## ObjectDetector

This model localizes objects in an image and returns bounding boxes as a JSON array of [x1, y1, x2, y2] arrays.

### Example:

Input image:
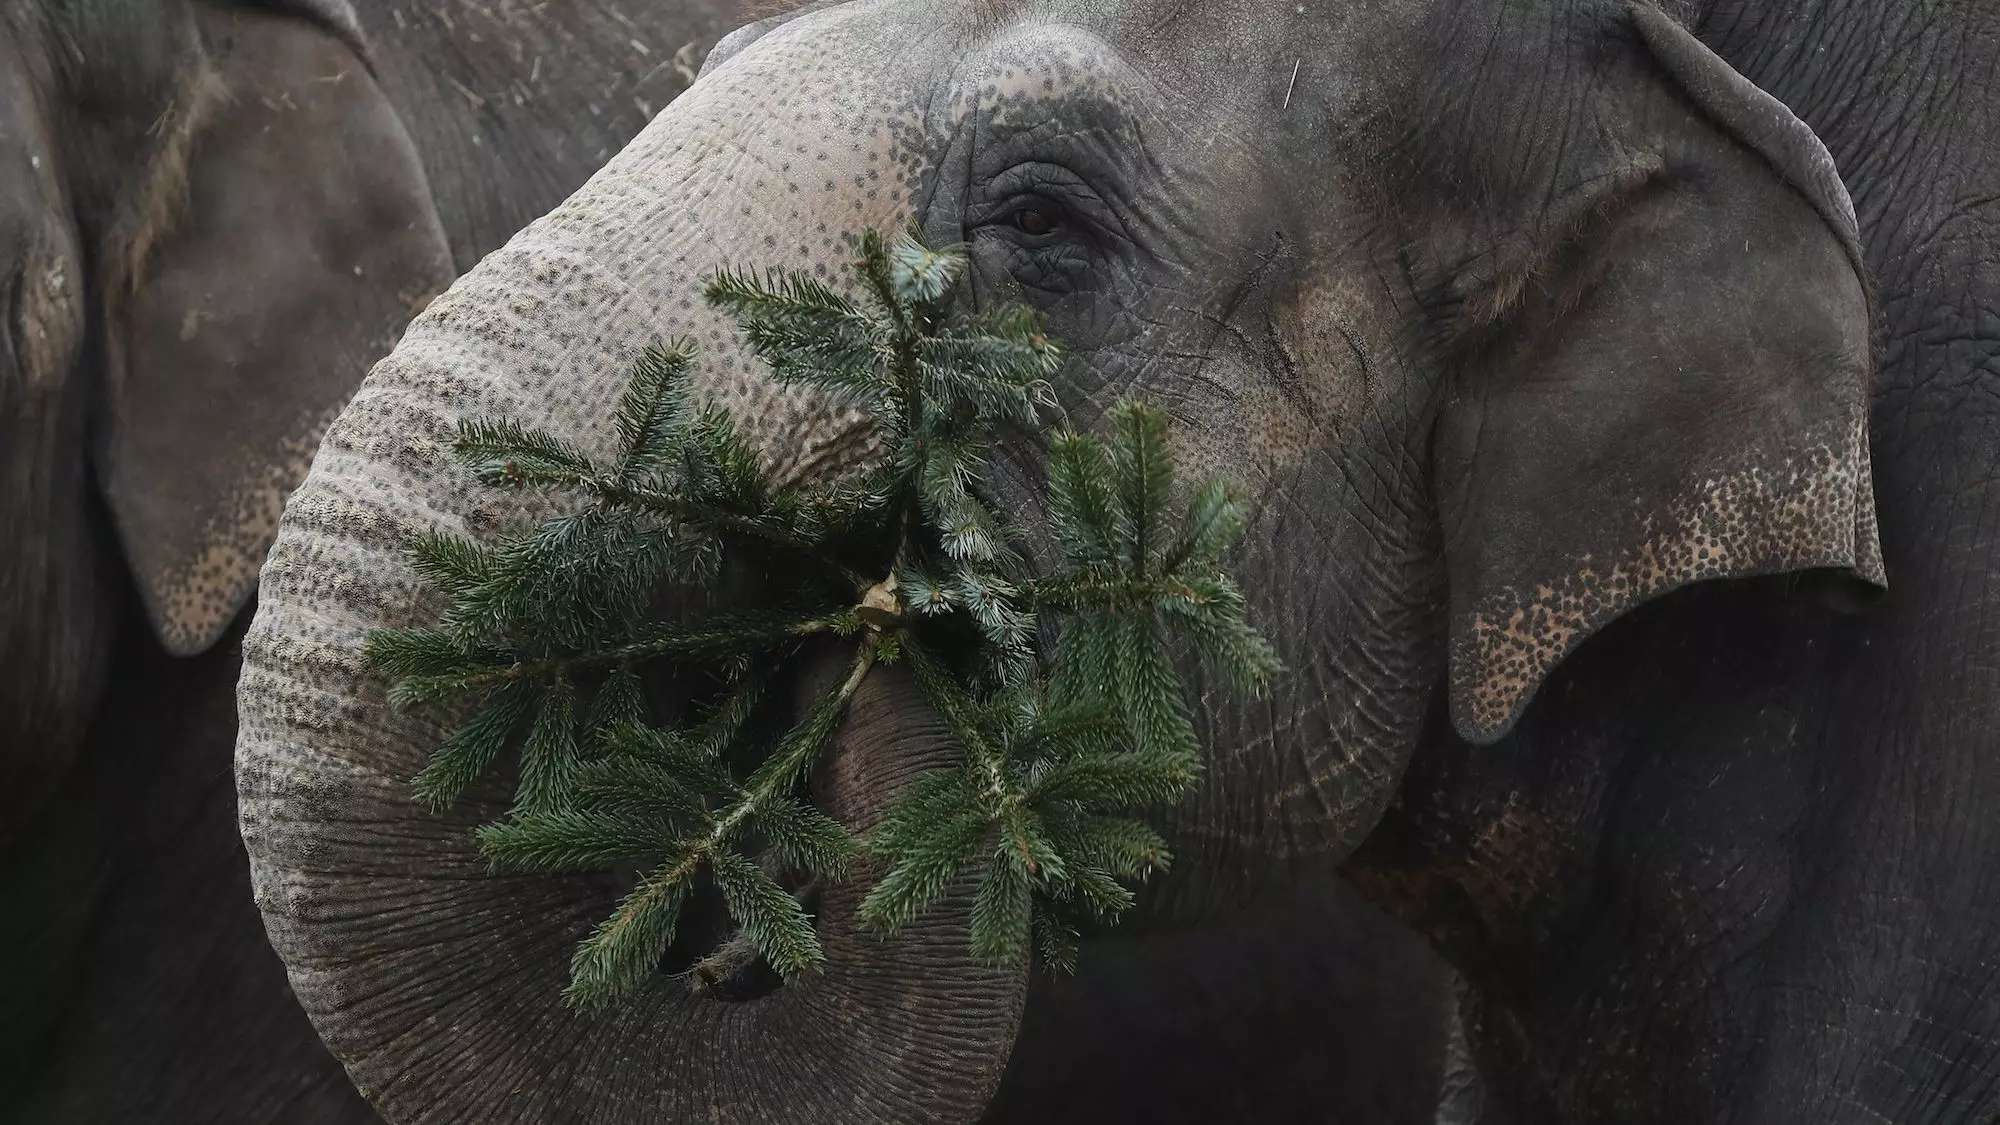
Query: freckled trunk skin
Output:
[[236, 15, 1027, 1121]]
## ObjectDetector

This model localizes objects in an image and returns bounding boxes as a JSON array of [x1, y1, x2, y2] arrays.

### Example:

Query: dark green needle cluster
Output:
[[366, 228, 1279, 1007]]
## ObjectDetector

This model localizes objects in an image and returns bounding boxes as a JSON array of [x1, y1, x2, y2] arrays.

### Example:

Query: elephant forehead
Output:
[[948, 23, 1141, 118], [510, 7, 1141, 482], [497, 7, 946, 484]]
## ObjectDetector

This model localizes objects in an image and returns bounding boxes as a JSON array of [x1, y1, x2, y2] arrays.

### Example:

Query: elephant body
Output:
[[348, 0, 754, 271], [231, 0, 2000, 1121], [1, 3, 453, 1117]]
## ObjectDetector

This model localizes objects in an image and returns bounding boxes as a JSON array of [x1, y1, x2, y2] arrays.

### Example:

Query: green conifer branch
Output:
[[368, 227, 1279, 1008]]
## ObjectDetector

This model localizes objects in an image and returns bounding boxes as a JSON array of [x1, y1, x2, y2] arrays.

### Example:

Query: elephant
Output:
[[232, 0, 2000, 1119], [2, 0, 1456, 1121], [0, 2, 453, 1119], [987, 877, 1455, 1125], [0, 0, 744, 1120]]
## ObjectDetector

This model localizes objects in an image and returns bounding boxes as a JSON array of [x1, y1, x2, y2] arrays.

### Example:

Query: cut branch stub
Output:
[[857, 573, 904, 631]]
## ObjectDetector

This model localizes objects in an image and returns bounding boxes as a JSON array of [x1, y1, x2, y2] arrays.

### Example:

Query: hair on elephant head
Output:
[[235, 0, 1881, 1120], [0, 0, 453, 846]]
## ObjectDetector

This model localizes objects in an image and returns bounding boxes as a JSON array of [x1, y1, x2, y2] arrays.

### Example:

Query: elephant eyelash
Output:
[[970, 161, 1133, 248], [974, 191, 1095, 248], [1009, 199, 1067, 238]]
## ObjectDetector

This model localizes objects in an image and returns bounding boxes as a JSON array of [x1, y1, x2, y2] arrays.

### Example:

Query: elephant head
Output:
[[0, 0, 452, 845], [236, 0, 1880, 1120]]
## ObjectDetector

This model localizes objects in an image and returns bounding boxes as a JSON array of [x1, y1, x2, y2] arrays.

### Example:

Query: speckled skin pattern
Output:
[[1452, 414, 1881, 737], [0, 0, 453, 847], [238, 9, 1021, 1122], [94, 5, 456, 658], [237, 0, 1889, 1120], [1439, 0, 1885, 741]]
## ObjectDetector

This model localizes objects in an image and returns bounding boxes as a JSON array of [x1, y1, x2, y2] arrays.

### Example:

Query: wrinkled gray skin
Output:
[[1352, 0, 2000, 1120], [0, 1, 745, 1120], [3, 1, 1454, 1122], [349, 0, 763, 272], [237, 0, 1988, 1121]]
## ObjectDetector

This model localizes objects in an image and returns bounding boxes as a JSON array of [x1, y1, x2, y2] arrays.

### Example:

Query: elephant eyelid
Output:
[[969, 161, 1132, 247], [979, 193, 1074, 244]]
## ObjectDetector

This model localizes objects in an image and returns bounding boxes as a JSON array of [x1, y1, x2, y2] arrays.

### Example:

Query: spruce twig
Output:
[[368, 228, 1278, 1008]]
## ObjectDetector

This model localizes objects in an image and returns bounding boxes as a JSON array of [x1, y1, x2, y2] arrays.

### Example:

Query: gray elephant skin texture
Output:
[[0, 0, 733, 1120], [0, 0, 1453, 1122], [238, 0, 2000, 1121]]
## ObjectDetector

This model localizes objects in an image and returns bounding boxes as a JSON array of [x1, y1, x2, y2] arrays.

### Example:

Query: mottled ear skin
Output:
[[1434, 2, 1884, 744], [95, 1, 454, 655]]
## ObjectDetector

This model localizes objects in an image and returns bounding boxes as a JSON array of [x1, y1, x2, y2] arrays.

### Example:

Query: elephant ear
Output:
[[93, 0, 453, 656], [1434, 1, 1884, 744]]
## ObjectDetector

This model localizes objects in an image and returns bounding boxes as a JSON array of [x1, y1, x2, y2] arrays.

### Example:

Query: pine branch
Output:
[[967, 844, 1033, 961], [857, 804, 987, 933], [709, 848, 823, 976], [677, 671, 770, 760], [479, 806, 674, 872], [1045, 429, 1119, 566], [569, 751, 717, 830], [1031, 904, 1080, 974], [734, 645, 876, 810], [515, 674, 579, 817], [1108, 400, 1174, 575], [371, 228, 1280, 1010], [1162, 477, 1248, 573], [407, 679, 537, 810], [407, 530, 493, 597], [612, 341, 696, 481], [856, 228, 914, 339], [579, 476, 841, 570], [587, 665, 646, 737], [754, 797, 861, 879], [564, 864, 691, 1008], [381, 610, 850, 722], [455, 418, 600, 487], [1155, 574, 1283, 692], [363, 627, 506, 681], [887, 235, 965, 304]]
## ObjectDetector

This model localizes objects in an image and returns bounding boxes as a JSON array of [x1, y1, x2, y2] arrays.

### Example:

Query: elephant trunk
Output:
[[235, 13, 1024, 1120], [244, 627, 1021, 1123]]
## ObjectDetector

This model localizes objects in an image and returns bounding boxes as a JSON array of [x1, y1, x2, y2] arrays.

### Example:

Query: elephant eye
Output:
[[1012, 202, 1062, 237]]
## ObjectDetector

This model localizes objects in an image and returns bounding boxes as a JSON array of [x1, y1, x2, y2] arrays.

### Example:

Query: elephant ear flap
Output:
[[93, 1, 452, 655], [1434, 2, 1884, 744]]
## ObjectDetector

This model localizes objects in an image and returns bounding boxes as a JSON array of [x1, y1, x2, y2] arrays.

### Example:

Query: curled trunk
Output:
[[242, 564, 1022, 1123], [236, 21, 1024, 1116]]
